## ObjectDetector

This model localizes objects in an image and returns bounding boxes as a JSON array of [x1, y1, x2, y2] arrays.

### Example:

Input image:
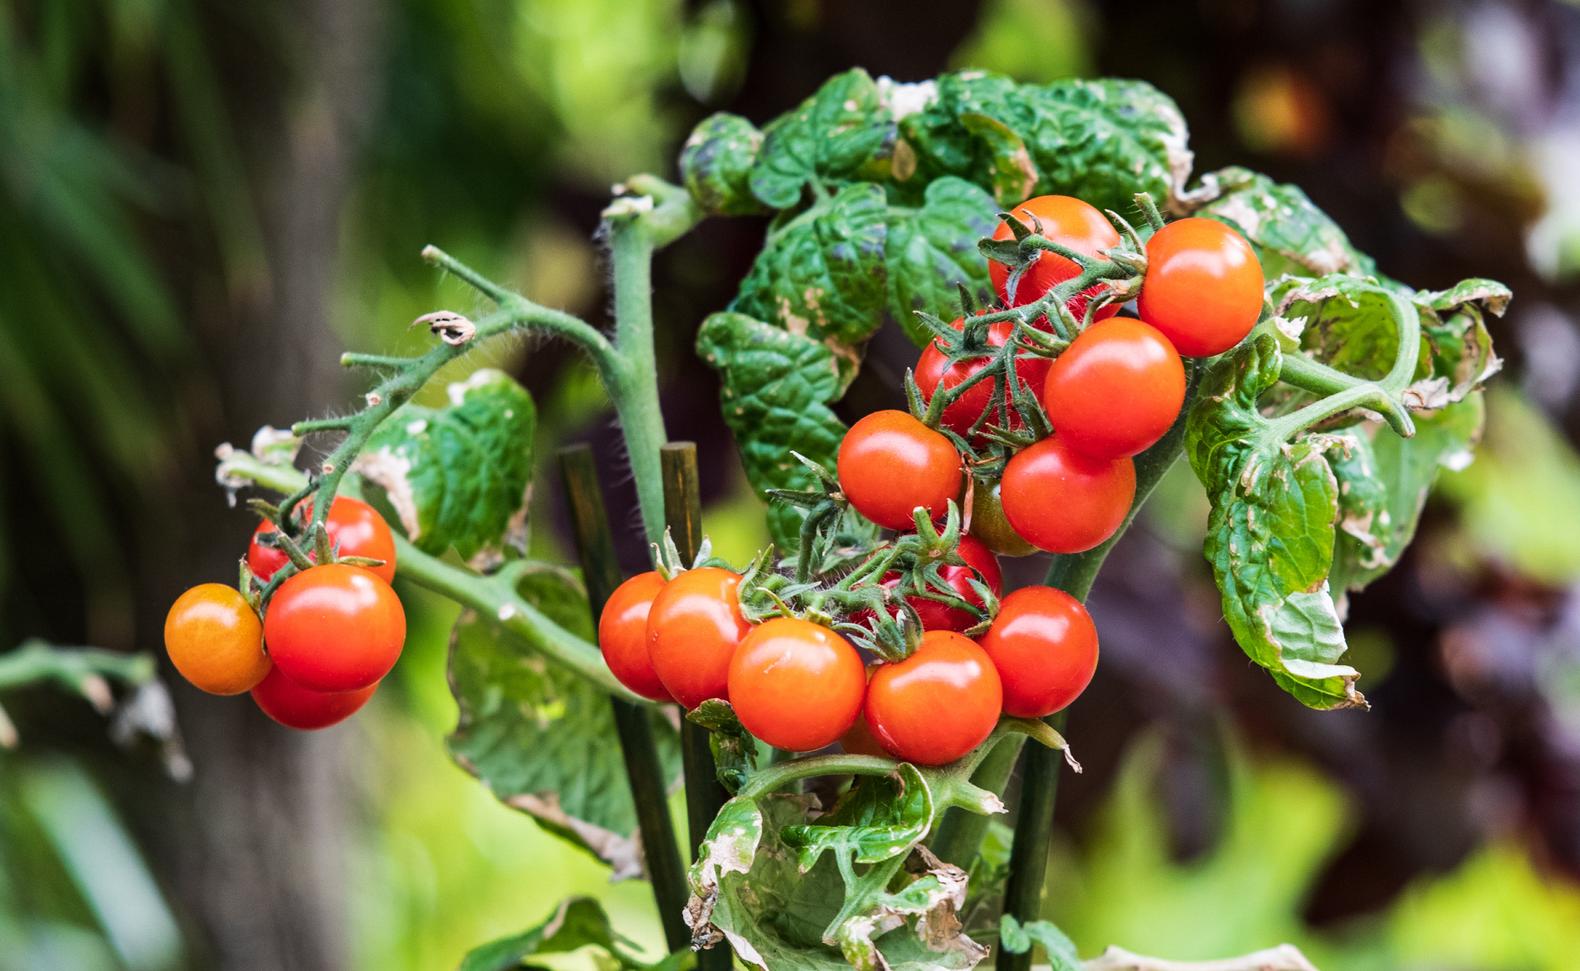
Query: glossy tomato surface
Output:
[[1136, 217, 1264, 357], [968, 480, 1037, 557], [646, 567, 751, 709], [979, 586, 1099, 717], [248, 496, 398, 585], [263, 564, 406, 692], [1043, 317, 1185, 459], [989, 195, 1121, 323], [598, 571, 673, 702], [837, 410, 961, 530], [164, 583, 271, 695], [863, 631, 1002, 765], [1000, 436, 1135, 554], [251, 666, 377, 730], [728, 617, 866, 751]]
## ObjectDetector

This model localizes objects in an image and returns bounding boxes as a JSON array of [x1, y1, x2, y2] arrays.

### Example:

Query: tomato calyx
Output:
[[243, 495, 393, 609]]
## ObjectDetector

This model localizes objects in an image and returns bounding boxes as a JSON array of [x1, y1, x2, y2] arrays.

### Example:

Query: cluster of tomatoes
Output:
[[844, 195, 1265, 560], [599, 545, 1100, 765], [163, 497, 406, 729]]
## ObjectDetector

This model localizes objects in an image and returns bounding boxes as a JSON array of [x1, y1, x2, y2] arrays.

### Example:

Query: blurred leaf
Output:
[[949, 0, 1091, 84], [459, 896, 688, 971]]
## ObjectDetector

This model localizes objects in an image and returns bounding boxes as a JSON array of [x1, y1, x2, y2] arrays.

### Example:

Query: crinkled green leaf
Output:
[[685, 792, 985, 971], [749, 68, 896, 209], [897, 73, 1190, 214], [355, 368, 535, 567], [447, 565, 680, 876], [1329, 396, 1485, 606], [733, 182, 888, 373], [783, 764, 933, 869], [686, 699, 760, 794], [884, 177, 998, 346], [696, 311, 847, 550], [1186, 334, 1364, 710], [998, 916, 1080, 971], [1188, 166, 1375, 278], [460, 896, 690, 971], [1411, 279, 1507, 411], [680, 113, 767, 216]]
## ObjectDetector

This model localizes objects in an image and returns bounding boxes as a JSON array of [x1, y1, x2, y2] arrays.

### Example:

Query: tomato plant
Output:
[[174, 66, 1507, 971]]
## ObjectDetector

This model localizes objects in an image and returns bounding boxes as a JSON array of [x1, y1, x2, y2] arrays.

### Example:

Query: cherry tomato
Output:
[[968, 480, 1037, 557], [646, 567, 751, 709], [728, 617, 866, 751], [837, 410, 961, 531], [915, 319, 1053, 440], [251, 666, 376, 730], [1043, 317, 1185, 459], [248, 496, 398, 585], [978, 586, 1099, 718], [1000, 436, 1135, 554], [989, 195, 1121, 324], [164, 583, 271, 695], [263, 563, 406, 692], [863, 631, 1002, 765], [598, 571, 674, 702], [1137, 217, 1264, 357], [838, 701, 888, 758], [853, 534, 1004, 633]]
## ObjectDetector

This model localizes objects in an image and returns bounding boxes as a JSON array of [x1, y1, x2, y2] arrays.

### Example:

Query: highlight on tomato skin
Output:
[[862, 630, 1002, 766], [1042, 316, 1186, 460], [645, 566, 752, 709], [164, 583, 272, 696], [979, 585, 1099, 718], [597, 571, 674, 702], [999, 435, 1136, 554], [250, 666, 377, 730], [262, 563, 407, 693], [837, 410, 962, 531], [727, 617, 866, 752], [247, 496, 398, 585], [1136, 216, 1265, 357]]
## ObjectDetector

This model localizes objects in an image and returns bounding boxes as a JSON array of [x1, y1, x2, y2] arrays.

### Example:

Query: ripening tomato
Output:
[[164, 583, 271, 695], [978, 586, 1099, 718], [248, 496, 398, 585], [1043, 317, 1185, 459], [263, 564, 406, 692], [728, 617, 866, 751], [989, 195, 1121, 324], [863, 631, 1002, 765], [1137, 217, 1264, 357], [853, 534, 1004, 633], [1000, 436, 1135, 553], [837, 411, 961, 531], [251, 666, 377, 730], [968, 479, 1037, 557], [646, 567, 751, 709], [598, 571, 673, 702], [915, 320, 1053, 439]]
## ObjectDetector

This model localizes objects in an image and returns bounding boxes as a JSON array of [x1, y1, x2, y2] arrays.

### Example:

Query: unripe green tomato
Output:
[[969, 480, 1037, 557]]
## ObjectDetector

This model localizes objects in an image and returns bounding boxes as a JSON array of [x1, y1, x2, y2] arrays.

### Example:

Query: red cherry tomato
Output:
[[989, 195, 1122, 324], [263, 564, 406, 692], [837, 411, 962, 531], [728, 617, 866, 751], [249, 496, 398, 585], [853, 534, 1004, 633], [164, 583, 271, 695], [968, 480, 1037, 557], [915, 319, 1054, 440], [598, 571, 674, 702], [1000, 436, 1135, 554], [863, 631, 1003, 765], [978, 586, 1099, 718], [646, 567, 751, 709], [251, 666, 376, 730], [1137, 217, 1264, 357], [1043, 317, 1185, 459]]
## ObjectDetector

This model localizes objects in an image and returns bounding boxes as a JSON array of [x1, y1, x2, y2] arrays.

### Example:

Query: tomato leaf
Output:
[[1186, 167, 1375, 279], [355, 368, 535, 569], [686, 699, 760, 794], [749, 68, 897, 209], [459, 896, 689, 971], [695, 311, 851, 551], [681, 113, 767, 216], [999, 916, 1081, 971], [447, 565, 681, 876], [782, 764, 934, 869], [884, 177, 999, 347], [1186, 334, 1363, 710]]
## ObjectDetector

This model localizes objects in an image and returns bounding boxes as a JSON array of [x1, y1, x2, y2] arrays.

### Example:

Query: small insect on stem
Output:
[[415, 310, 477, 346]]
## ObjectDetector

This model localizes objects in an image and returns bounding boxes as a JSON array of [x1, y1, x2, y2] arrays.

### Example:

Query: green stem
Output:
[[0, 642, 154, 695], [929, 734, 1022, 866], [606, 222, 671, 546], [737, 753, 901, 799]]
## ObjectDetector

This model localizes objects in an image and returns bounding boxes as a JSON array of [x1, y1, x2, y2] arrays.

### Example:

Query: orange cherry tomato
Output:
[[598, 571, 674, 702], [646, 567, 751, 709], [837, 410, 961, 531], [1137, 217, 1264, 357], [164, 583, 271, 695], [978, 586, 1099, 718], [863, 631, 1002, 765], [251, 666, 377, 730], [263, 564, 406, 693], [999, 436, 1135, 554], [728, 617, 866, 751]]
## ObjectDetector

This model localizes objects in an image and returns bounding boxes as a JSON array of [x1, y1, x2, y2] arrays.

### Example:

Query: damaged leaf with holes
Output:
[[448, 565, 680, 876]]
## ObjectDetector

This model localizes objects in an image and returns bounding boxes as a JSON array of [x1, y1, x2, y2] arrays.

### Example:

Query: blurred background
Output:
[[4, 0, 1580, 968]]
